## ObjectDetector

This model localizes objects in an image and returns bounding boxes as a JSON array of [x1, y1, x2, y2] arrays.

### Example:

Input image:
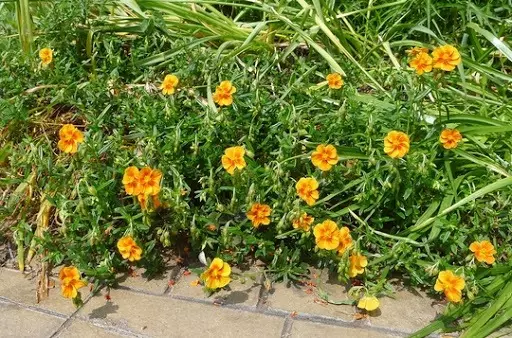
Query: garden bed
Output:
[[1, 1, 512, 337]]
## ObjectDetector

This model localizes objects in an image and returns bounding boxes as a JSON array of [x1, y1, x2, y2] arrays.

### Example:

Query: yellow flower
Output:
[[292, 213, 314, 232], [434, 270, 465, 303], [384, 131, 410, 159], [200, 258, 231, 289], [348, 253, 368, 277], [406, 47, 429, 56], [440, 129, 462, 149], [123, 166, 142, 196], [221, 146, 246, 175], [326, 73, 343, 89], [213, 80, 236, 106], [432, 45, 461, 71], [160, 74, 179, 95], [246, 203, 272, 228], [117, 236, 143, 262], [311, 144, 339, 171], [337, 227, 353, 255], [57, 124, 84, 154], [409, 52, 433, 75], [357, 296, 379, 311], [296, 177, 319, 206], [39, 48, 53, 65], [469, 240, 496, 265], [139, 167, 162, 196], [313, 220, 340, 250], [59, 266, 87, 299]]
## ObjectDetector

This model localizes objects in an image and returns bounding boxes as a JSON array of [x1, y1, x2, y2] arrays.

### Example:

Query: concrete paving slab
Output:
[[0, 301, 65, 338], [171, 266, 263, 307], [76, 288, 284, 337], [290, 320, 400, 338], [54, 319, 125, 338], [115, 267, 174, 295], [265, 268, 356, 322], [0, 268, 88, 316], [367, 288, 443, 332]]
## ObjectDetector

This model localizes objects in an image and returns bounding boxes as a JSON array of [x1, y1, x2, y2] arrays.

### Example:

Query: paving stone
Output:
[[265, 268, 356, 321], [171, 265, 263, 307], [55, 319, 124, 338], [0, 267, 88, 316], [367, 288, 444, 332], [76, 288, 284, 337], [0, 301, 65, 338], [115, 266, 175, 295], [290, 321, 399, 338]]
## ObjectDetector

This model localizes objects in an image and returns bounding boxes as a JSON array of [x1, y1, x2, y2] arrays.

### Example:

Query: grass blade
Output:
[[467, 22, 512, 62], [408, 176, 512, 232]]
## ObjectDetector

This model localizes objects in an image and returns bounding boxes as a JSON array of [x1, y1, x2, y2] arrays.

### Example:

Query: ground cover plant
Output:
[[1, 0, 512, 336]]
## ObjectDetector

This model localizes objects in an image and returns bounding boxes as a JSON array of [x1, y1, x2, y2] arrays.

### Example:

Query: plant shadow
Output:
[[89, 301, 119, 319]]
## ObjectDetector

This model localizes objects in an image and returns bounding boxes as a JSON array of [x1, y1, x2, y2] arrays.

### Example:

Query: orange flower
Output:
[[469, 240, 496, 264], [57, 124, 84, 154], [326, 73, 343, 89], [246, 203, 272, 228], [123, 166, 141, 196], [117, 236, 143, 262], [292, 213, 314, 232], [440, 129, 462, 149], [39, 48, 53, 65], [311, 144, 339, 171], [200, 258, 231, 289], [139, 167, 162, 196], [406, 47, 429, 56], [434, 270, 465, 303], [59, 266, 87, 299], [137, 194, 148, 210], [348, 253, 367, 277], [384, 131, 410, 159], [221, 146, 246, 175], [213, 80, 236, 106], [313, 220, 340, 250], [432, 45, 461, 71], [337, 227, 353, 255], [160, 74, 179, 95], [152, 195, 162, 209], [409, 52, 433, 75], [296, 177, 319, 206]]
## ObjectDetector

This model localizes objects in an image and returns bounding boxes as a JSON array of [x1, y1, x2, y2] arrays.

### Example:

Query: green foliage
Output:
[[1, 0, 512, 335]]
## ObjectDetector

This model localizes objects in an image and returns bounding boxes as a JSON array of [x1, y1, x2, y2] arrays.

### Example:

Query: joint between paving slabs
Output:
[[164, 265, 187, 295], [48, 291, 96, 338], [280, 316, 294, 338], [256, 272, 269, 309], [0, 296, 69, 320]]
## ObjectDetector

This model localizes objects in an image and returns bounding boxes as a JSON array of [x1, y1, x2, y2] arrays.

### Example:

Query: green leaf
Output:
[[467, 22, 512, 63]]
